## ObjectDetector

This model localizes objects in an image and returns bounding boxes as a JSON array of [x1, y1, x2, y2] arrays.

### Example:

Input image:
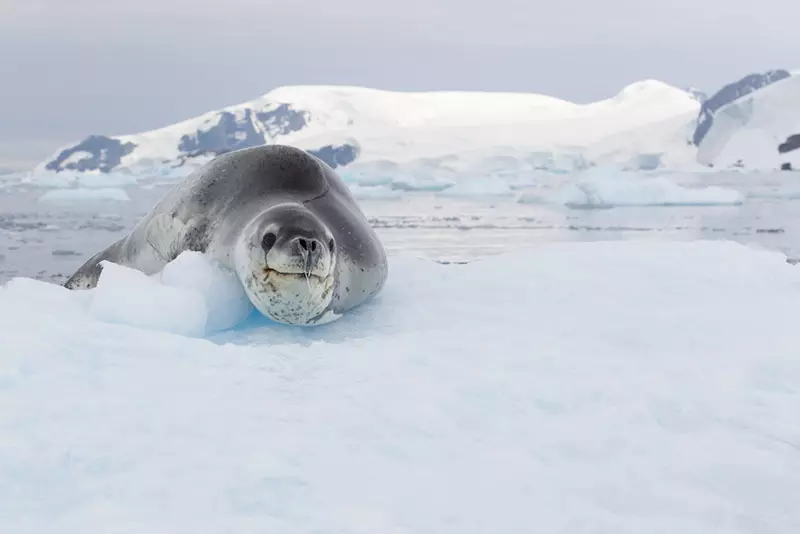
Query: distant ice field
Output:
[[0, 168, 799, 284]]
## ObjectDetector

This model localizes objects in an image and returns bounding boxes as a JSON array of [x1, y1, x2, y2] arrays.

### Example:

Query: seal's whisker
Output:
[[302, 255, 313, 296]]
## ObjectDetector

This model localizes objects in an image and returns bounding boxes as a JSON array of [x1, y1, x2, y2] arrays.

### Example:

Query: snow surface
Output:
[[88, 252, 254, 337], [697, 74, 800, 169], [35, 81, 702, 174], [2, 241, 800, 532], [518, 169, 744, 208]]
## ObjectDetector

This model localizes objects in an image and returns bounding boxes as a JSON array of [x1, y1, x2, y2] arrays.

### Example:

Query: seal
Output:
[[63, 145, 388, 325]]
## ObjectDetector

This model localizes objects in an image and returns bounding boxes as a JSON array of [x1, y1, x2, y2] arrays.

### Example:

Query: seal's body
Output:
[[64, 145, 388, 325]]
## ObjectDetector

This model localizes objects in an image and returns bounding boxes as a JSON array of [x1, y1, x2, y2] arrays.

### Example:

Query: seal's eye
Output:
[[262, 232, 277, 251], [328, 239, 335, 253]]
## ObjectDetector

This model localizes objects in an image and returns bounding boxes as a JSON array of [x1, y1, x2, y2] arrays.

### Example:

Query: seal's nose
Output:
[[296, 237, 318, 252], [292, 236, 323, 273]]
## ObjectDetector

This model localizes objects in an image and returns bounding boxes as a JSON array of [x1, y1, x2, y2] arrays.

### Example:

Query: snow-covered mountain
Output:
[[692, 70, 791, 147], [696, 72, 800, 170], [37, 71, 800, 175], [686, 87, 709, 104], [38, 81, 703, 174]]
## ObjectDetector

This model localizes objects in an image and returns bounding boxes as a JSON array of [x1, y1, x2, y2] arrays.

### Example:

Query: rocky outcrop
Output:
[[177, 105, 308, 159], [778, 134, 800, 154], [45, 135, 137, 173], [44, 103, 316, 173]]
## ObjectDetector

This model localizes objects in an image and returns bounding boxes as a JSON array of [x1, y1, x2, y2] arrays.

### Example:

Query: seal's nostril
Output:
[[311, 240, 317, 252], [262, 232, 276, 251], [298, 238, 308, 250]]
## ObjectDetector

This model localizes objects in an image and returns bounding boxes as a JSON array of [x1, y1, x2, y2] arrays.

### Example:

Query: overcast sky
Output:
[[1, 0, 797, 169]]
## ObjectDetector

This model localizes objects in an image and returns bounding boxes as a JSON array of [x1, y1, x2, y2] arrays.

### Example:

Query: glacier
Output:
[[36, 80, 703, 175], [2, 240, 800, 532]]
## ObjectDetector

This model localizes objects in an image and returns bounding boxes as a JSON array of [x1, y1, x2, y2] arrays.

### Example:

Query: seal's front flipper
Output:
[[144, 213, 211, 265], [62, 239, 125, 290], [144, 213, 187, 263]]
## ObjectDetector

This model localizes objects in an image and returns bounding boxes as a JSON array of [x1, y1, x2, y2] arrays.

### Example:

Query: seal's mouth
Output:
[[244, 265, 335, 325], [261, 267, 327, 281]]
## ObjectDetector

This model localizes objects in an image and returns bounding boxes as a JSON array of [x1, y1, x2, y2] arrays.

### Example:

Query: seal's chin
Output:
[[242, 266, 336, 326]]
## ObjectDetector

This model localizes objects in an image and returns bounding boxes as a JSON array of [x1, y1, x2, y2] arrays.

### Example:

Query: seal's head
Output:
[[234, 203, 337, 325]]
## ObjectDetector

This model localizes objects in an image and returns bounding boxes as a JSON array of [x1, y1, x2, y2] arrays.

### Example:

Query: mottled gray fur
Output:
[[64, 145, 388, 321]]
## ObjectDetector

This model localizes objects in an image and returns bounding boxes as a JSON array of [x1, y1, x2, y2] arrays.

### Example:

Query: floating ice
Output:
[[77, 173, 139, 188], [437, 176, 515, 198], [23, 172, 79, 188], [38, 187, 131, 203], [389, 176, 454, 192], [344, 173, 394, 187], [346, 184, 403, 200], [339, 161, 397, 186], [519, 169, 744, 208], [19, 170, 140, 189]]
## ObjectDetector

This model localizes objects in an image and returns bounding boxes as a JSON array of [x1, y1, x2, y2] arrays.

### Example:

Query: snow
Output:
[[2, 240, 800, 531], [88, 260, 210, 337], [697, 74, 800, 170], [518, 170, 744, 208], [38, 187, 131, 203], [158, 251, 254, 333], [35, 81, 702, 175], [87, 252, 253, 337]]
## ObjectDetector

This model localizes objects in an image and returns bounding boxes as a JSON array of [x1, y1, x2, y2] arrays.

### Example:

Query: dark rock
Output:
[[255, 103, 308, 137], [778, 134, 800, 154], [46, 135, 137, 173], [43, 102, 316, 173], [308, 144, 359, 168], [178, 104, 310, 160], [178, 109, 265, 158]]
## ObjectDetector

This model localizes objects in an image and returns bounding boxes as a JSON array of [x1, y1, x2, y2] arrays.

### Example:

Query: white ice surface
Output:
[[346, 184, 404, 200], [518, 170, 744, 208], [17, 171, 139, 189], [87, 252, 254, 337], [437, 177, 515, 198], [38, 188, 131, 203], [2, 241, 800, 532]]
